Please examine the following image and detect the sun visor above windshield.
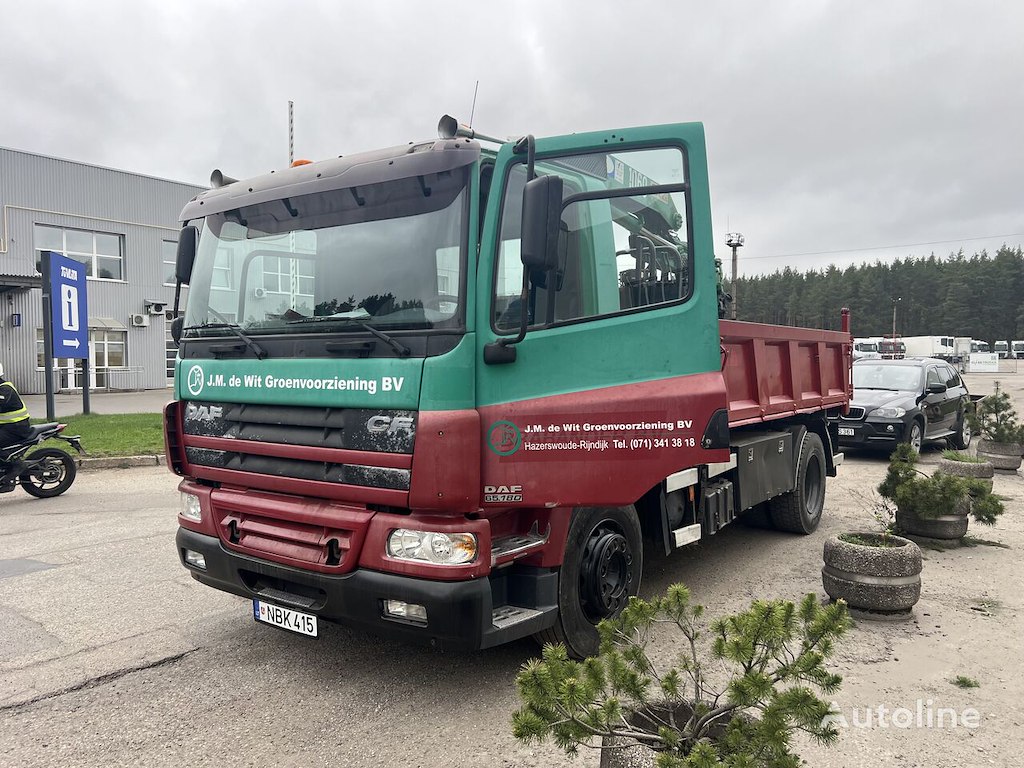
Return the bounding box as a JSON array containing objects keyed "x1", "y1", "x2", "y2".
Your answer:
[{"x1": 179, "y1": 139, "x2": 480, "y2": 222}]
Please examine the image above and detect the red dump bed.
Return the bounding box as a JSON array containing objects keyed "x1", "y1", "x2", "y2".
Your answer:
[{"x1": 719, "y1": 319, "x2": 852, "y2": 428}]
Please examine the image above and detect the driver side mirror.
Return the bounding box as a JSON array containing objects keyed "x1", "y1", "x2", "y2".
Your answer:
[
  {"x1": 171, "y1": 316, "x2": 184, "y2": 346},
  {"x1": 927, "y1": 382, "x2": 947, "y2": 394},
  {"x1": 520, "y1": 175, "x2": 563, "y2": 272},
  {"x1": 176, "y1": 225, "x2": 198, "y2": 284}
]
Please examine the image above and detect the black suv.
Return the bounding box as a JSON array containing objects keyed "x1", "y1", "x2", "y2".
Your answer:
[{"x1": 835, "y1": 358, "x2": 972, "y2": 451}]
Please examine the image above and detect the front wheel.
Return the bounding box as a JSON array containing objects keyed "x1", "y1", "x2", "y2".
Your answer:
[
  {"x1": 20, "y1": 448, "x2": 77, "y2": 498},
  {"x1": 903, "y1": 419, "x2": 924, "y2": 452},
  {"x1": 948, "y1": 412, "x2": 971, "y2": 450},
  {"x1": 534, "y1": 506, "x2": 643, "y2": 659}
]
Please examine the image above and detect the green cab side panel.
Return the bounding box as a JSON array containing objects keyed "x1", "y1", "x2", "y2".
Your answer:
[{"x1": 475, "y1": 122, "x2": 721, "y2": 408}]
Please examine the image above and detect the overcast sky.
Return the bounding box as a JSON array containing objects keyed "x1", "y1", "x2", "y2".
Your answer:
[{"x1": 2, "y1": 1, "x2": 1021, "y2": 277}]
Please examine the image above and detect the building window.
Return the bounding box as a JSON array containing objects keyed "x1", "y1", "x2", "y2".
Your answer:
[
  {"x1": 162, "y1": 240, "x2": 177, "y2": 285},
  {"x1": 262, "y1": 254, "x2": 314, "y2": 298},
  {"x1": 34, "y1": 224, "x2": 124, "y2": 280}
]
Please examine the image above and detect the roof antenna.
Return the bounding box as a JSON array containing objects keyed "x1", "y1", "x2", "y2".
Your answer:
[{"x1": 468, "y1": 80, "x2": 479, "y2": 128}]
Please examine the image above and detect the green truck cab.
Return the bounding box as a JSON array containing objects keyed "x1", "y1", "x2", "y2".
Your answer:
[{"x1": 167, "y1": 117, "x2": 850, "y2": 657}]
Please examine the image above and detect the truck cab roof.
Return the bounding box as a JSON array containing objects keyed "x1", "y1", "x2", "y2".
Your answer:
[{"x1": 180, "y1": 138, "x2": 484, "y2": 221}]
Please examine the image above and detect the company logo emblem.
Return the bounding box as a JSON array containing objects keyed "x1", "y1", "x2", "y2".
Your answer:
[
  {"x1": 487, "y1": 420, "x2": 522, "y2": 456},
  {"x1": 186, "y1": 364, "x2": 204, "y2": 396}
]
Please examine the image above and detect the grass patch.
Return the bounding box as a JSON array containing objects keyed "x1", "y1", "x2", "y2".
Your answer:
[
  {"x1": 32, "y1": 413, "x2": 164, "y2": 457},
  {"x1": 941, "y1": 450, "x2": 985, "y2": 463},
  {"x1": 951, "y1": 675, "x2": 980, "y2": 689},
  {"x1": 839, "y1": 532, "x2": 898, "y2": 548}
]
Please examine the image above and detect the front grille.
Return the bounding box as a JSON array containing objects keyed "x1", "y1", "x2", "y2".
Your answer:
[
  {"x1": 179, "y1": 401, "x2": 416, "y2": 497},
  {"x1": 185, "y1": 447, "x2": 410, "y2": 490},
  {"x1": 841, "y1": 407, "x2": 866, "y2": 421},
  {"x1": 212, "y1": 487, "x2": 373, "y2": 573}
]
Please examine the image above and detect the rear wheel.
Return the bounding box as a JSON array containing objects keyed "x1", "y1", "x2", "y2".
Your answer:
[
  {"x1": 20, "y1": 448, "x2": 77, "y2": 498},
  {"x1": 534, "y1": 506, "x2": 642, "y2": 659},
  {"x1": 948, "y1": 412, "x2": 971, "y2": 450},
  {"x1": 769, "y1": 431, "x2": 826, "y2": 533}
]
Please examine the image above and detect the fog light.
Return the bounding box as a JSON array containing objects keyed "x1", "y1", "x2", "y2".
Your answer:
[
  {"x1": 180, "y1": 492, "x2": 202, "y2": 522},
  {"x1": 183, "y1": 549, "x2": 207, "y2": 570},
  {"x1": 383, "y1": 600, "x2": 428, "y2": 625},
  {"x1": 886, "y1": 425, "x2": 895, "y2": 433},
  {"x1": 386, "y1": 529, "x2": 477, "y2": 565}
]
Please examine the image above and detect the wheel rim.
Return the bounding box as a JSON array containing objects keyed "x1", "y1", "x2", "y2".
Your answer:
[
  {"x1": 579, "y1": 522, "x2": 634, "y2": 624},
  {"x1": 910, "y1": 424, "x2": 922, "y2": 451},
  {"x1": 30, "y1": 458, "x2": 67, "y2": 490},
  {"x1": 961, "y1": 418, "x2": 971, "y2": 447}
]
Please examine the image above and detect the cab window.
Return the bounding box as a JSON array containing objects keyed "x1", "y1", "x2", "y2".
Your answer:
[{"x1": 493, "y1": 146, "x2": 690, "y2": 332}]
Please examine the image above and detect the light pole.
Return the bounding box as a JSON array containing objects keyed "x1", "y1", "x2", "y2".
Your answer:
[
  {"x1": 891, "y1": 296, "x2": 901, "y2": 339},
  {"x1": 725, "y1": 232, "x2": 744, "y2": 320}
]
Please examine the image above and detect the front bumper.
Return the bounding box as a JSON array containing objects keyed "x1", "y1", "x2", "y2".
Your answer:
[
  {"x1": 835, "y1": 418, "x2": 907, "y2": 447},
  {"x1": 176, "y1": 527, "x2": 558, "y2": 651}
]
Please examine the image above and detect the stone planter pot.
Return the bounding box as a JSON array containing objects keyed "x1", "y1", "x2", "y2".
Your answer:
[
  {"x1": 936, "y1": 456, "x2": 995, "y2": 492},
  {"x1": 821, "y1": 533, "x2": 922, "y2": 619},
  {"x1": 896, "y1": 494, "x2": 971, "y2": 541},
  {"x1": 976, "y1": 439, "x2": 1023, "y2": 472},
  {"x1": 600, "y1": 702, "x2": 734, "y2": 768}
]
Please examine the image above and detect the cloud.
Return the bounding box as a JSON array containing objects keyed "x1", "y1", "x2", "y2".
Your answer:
[{"x1": 1, "y1": 0, "x2": 1021, "y2": 274}]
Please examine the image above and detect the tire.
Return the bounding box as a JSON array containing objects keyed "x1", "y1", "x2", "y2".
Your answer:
[
  {"x1": 948, "y1": 411, "x2": 971, "y2": 450},
  {"x1": 534, "y1": 506, "x2": 642, "y2": 659},
  {"x1": 20, "y1": 448, "x2": 77, "y2": 498},
  {"x1": 769, "y1": 431, "x2": 826, "y2": 534},
  {"x1": 903, "y1": 419, "x2": 924, "y2": 452}
]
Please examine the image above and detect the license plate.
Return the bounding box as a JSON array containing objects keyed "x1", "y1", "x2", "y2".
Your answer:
[
  {"x1": 253, "y1": 600, "x2": 318, "y2": 636},
  {"x1": 838, "y1": 426, "x2": 855, "y2": 437}
]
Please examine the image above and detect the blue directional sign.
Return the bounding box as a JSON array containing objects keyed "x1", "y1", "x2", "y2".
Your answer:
[{"x1": 48, "y1": 252, "x2": 89, "y2": 360}]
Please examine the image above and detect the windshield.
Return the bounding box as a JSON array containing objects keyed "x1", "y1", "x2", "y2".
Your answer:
[
  {"x1": 853, "y1": 364, "x2": 922, "y2": 391},
  {"x1": 183, "y1": 169, "x2": 468, "y2": 337}
]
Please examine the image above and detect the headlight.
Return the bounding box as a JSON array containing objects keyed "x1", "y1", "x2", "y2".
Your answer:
[
  {"x1": 873, "y1": 406, "x2": 906, "y2": 419},
  {"x1": 180, "y1": 492, "x2": 202, "y2": 522},
  {"x1": 386, "y1": 529, "x2": 478, "y2": 565}
]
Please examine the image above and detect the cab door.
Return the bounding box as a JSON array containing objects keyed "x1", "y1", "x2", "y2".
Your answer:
[{"x1": 474, "y1": 124, "x2": 730, "y2": 510}]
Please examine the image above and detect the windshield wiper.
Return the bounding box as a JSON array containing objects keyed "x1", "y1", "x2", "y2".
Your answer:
[
  {"x1": 184, "y1": 308, "x2": 268, "y2": 359},
  {"x1": 285, "y1": 315, "x2": 410, "y2": 357}
]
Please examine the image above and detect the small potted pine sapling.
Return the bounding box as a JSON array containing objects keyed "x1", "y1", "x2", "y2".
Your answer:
[
  {"x1": 512, "y1": 584, "x2": 849, "y2": 768},
  {"x1": 970, "y1": 382, "x2": 1024, "y2": 471},
  {"x1": 879, "y1": 444, "x2": 1004, "y2": 542},
  {"x1": 822, "y1": 494, "x2": 923, "y2": 620}
]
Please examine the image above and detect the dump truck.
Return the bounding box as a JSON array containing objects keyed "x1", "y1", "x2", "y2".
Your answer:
[{"x1": 165, "y1": 117, "x2": 852, "y2": 658}]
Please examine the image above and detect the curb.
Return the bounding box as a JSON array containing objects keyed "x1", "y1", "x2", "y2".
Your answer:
[{"x1": 80, "y1": 455, "x2": 165, "y2": 470}]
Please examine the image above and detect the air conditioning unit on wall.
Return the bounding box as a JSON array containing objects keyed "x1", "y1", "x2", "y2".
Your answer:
[
  {"x1": 130, "y1": 313, "x2": 150, "y2": 327},
  {"x1": 253, "y1": 287, "x2": 267, "y2": 299}
]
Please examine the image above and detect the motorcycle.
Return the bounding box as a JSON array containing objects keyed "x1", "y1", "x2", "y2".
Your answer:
[{"x1": 0, "y1": 422, "x2": 84, "y2": 498}]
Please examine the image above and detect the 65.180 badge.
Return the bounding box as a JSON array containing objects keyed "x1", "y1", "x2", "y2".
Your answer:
[{"x1": 483, "y1": 484, "x2": 523, "y2": 503}]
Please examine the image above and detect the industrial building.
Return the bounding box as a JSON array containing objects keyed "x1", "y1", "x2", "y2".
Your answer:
[{"x1": 0, "y1": 147, "x2": 204, "y2": 393}]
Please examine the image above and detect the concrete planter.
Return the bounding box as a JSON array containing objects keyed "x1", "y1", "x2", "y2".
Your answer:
[
  {"x1": 936, "y1": 456, "x2": 994, "y2": 492},
  {"x1": 897, "y1": 494, "x2": 971, "y2": 541},
  {"x1": 976, "y1": 439, "x2": 1023, "y2": 472},
  {"x1": 599, "y1": 702, "x2": 733, "y2": 768},
  {"x1": 821, "y1": 533, "x2": 922, "y2": 619}
]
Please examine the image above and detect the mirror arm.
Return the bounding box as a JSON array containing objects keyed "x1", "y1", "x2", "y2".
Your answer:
[{"x1": 513, "y1": 135, "x2": 536, "y2": 180}]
